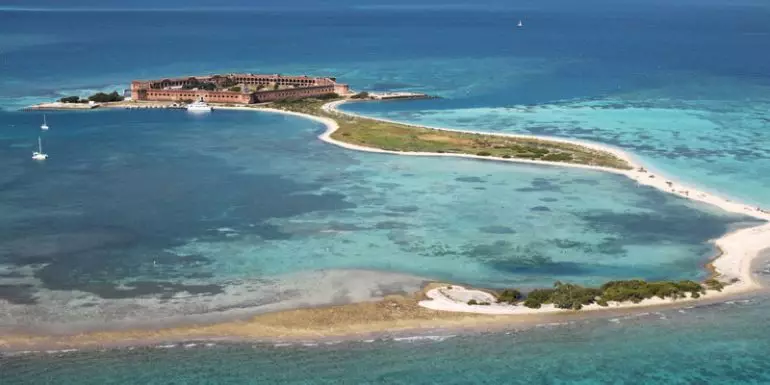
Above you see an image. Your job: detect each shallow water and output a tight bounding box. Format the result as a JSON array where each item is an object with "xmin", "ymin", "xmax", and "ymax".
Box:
[
  {"xmin": 2, "ymin": 0, "xmax": 770, "ymax": 382},
  {"xmin": 4, "ymin": 295, "xmax": 770, "ymax": 385},
  {"xmin": 1, "ymin": 108, "xmax": 748, "ymax": 330}
]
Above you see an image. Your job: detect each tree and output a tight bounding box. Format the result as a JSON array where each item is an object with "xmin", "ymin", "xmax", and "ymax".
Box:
[
  {"xmin": 59, "ymin": 96, "xmax": 81, "ymax": 103},
  {"xmin": 497, "ymin": 289, "xmax": 522, "ymax": 304},
  {"xmin": 220, "ymin": 77, "xmax": 237, "ymax": 88},
  {"xmin": 523, "ymin": 288, "xmax": 555, "ymax": 308},
  {"xmin": 88, "ymin": 91, "xmax": 123, "ymax": 103}
]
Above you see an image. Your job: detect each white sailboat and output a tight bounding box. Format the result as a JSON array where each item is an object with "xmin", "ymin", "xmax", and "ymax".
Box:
[
  {"xmin": 32, "ymin": 136, "xmax": 48, "ymax": 161},
  {"xmin": 517, "ymin": 20, "xmax": 523, "ymax": 28},
  {"xmin": 41, "ymin": 114, "xmax": 49, "ymax": 130}
]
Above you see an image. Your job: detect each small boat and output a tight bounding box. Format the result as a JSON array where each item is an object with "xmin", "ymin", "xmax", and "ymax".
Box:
[
  {"xmin": 41, "ymin": 114, "xmax": 49, "ymax": 130},
  {"xmin": 517, "ymin": 20, "xmax": 523, "ymax": 28},
  {"xmin": 32, "ymin": 136, "xmax": 48, "ymax": 161},
  {"xmin": 186, "ymin": 98, "xmax": 212, "ymax": 112}
]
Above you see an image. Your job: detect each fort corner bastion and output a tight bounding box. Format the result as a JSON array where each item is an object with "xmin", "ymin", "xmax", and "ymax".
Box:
[{"xmin": 130, "ymin": 73, "xmax": 351, "ymax": 104}]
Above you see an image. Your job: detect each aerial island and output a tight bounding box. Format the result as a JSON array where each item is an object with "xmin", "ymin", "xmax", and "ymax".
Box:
[{"xmin": 11, "ymin": 72, "xmax": 770, "ymax": 350}]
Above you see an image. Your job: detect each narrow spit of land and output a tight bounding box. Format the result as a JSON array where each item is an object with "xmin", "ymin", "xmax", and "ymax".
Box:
[{"xmin": 269, "ymin": 98, "xmax": 632, "ymax": 170}]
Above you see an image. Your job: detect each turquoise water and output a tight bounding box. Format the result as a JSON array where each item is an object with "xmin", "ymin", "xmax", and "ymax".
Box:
[
  {"xmin": 2, "ymin": 0, "xmax": 770, "ymax": 382},
  {"xmin": 4, "ymin": 294, "xmax": 770, "ymax": 384},
  {"xmin": 1, "ymin": 108, "xmax": 748, "ymax": 331}
]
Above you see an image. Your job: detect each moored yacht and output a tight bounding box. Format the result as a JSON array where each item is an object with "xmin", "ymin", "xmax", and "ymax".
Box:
[
  {"xmin": 41, "ymin": 114, "xmax": 49, "ymax": 130},
  {"xmin": 186, "ymin": 98, "xmax": 212, "ymax": 112},
  {"xmin": 32, "ymin": 136, "xmax": 48, "ymax": 161}
]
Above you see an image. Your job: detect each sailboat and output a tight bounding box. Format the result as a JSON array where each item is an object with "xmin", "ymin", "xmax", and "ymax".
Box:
[
  {"xmin": 517, "ymin": 20, "xmax": 523, "ymax": 28},
  {"xmin": 41, "ymin": 114, "xmax": 49, "ymax": 130},
  {"xmin": 32, "ymin": 136, "xmax": 48, "ymax": 160}
]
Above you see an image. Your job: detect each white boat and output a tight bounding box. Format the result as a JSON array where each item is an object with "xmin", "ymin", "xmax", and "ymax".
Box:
[
  {"xmin": 32, "ymin": 136, "xmax": 48, "ymax": 161},
  {"xmin": 41, "ymin": 114, "xmax": 49, "ymax": 130},
  {"xmin": 186, "ymin": 99, "xmax": 212, "ymax": 112},
  {"xmin": 517, "ymin": 20, "xmax": 523, "ymax": 28}
]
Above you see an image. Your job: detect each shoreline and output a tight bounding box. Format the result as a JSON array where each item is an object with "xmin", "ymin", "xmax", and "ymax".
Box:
[{"xmin": 4, "ymin": 99, "xmax": 769, "ymax": 351}]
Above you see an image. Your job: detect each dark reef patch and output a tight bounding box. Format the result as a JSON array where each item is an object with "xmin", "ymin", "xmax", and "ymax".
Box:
[
  {"xmin": 455, "ymin": 176, "xmax": 485, "ymax": 183},
  {"xmin": 479, "ymin": 225, "xmax": 517, "ymax": 234},
  {"xmin": 375, "ymin": 221, "xmax": 410, "ymax": 230},
  {"xmin": 386, "ymin": 205, "xmax": 419, "ymax": 213},
  {"xmin": 515, "ymin": 178, "xmax": 562, "ymax": 193},
  {"xmin": 0, "ymin": 284, "xmax": 37, "ymax": 304}
]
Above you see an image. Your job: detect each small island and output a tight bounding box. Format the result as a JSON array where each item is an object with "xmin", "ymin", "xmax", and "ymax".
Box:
[{"xmin": 14, "ymin": 74, "xmax": 770, "ymax": 343}]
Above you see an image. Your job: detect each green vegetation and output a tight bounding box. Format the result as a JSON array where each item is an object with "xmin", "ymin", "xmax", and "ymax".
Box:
[
  {"xmin": 88, "ymin": 91, "xmax": 124, "ymax": 103},
  {"xmin": 316, "ymin": 93, "xmax": 340, "ymax": 100},
  {"xmin": 59, "ymin": 96, "xmax": 83, "ymax": 103},
  {"xmin": 467, "ymin": 299, "xmax": 478, "ymax": 305},
  {"xmin": 229, "ymin": 86, "xmax": 242, "ymax": 92},
  {"xmin": 496, "ymin": 289, "xmax": 522, "ymax": 304},
  {"xmin": 220, "ymin": 77, "xmax": 237, "ymax": 88},
  {"xmin": 516, "ymin": 279, "xmax": 710, "ymax": 310},
  {"xmin": 523, "ymin": 288, "xmax": 555, "ymax": 309},
  {"xmin": 270, "ymin": 98, "xmax": 632, "ymax": 170},
  {"xmin": 61, "ymin": 91, "xmax": 124, "ymax": 103},
  {"xmin": 350, "ymin": 91, "xmax": 370, "ymax": 99},
  {"xmin": 704, "ymin": 278, "xmax": 725, "ymax": 292}
]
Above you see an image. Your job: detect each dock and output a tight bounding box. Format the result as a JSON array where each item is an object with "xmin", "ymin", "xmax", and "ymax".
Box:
[
  {"xmin": 24, "ymin": 102, "xmax": 101, "ymax": 111},
  {"xmin": 367, "ymin": 92, "xmax": 434, "ymax": 101}
]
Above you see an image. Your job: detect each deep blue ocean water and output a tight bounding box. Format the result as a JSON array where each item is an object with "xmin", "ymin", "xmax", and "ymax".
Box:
[{"xmin": 2, "ymin": 1, "xmax": 770, "ymax": 383}]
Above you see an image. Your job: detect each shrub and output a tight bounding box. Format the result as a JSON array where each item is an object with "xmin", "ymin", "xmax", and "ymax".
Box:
[
  {"xmin": 597, "ymin": 298, "xmax": 609, "ymax": 307},
  {"xmin": 497, "ymin": 289, "xmax": 522, "ymax": 304},
  {"xmin": 502, "ymin": 154, "xmax": 511, "ymax": 159},
  {"xmin": 550, "ymin": 282, "xmax": 600, "ymax": 310},
  {"xmin": 350, "ymin": 92, "xmax": 370, "ymax": 99},
  {"xmin": 476, "ymin": 151, "xmax": 492, "ymax": 156},
  {"xmin": 467, "ymin": 299, "xmax": 478, "ymax": 305},
  {"xmin": 229, "ymin": 86, "xmax": 242, "ymax": 92},
  {"xmin": 59, "ymin": 95, "xmax": 81, "ymax": 103},
  {"xmin": 479, "ymin": 302, "xmax": 491, "ymax": 306},
  {"xmin": 88, "ymin": 91, "xmax": 123, "ymax": 103},
  {"xmin": 316, "ymin": 93, "xmax": 340, "ymax": 100},
  {"xmin": 542, "ymin": 153, "xmax": 573, "ymax": 162},
  {"xmin": 523, "ymin": 298, "xmax": 542, "ymax": 309},
  {"xmin": 523, "ymin": 288, "xmax": 555, "ymax": 309},
  {"xmin": 704, "ymin": 278, "xmax": 724, "ymax": 292}
]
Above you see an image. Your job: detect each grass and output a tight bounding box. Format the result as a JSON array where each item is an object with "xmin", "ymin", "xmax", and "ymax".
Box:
[{"xmin": 270, "ymin": 98, "xmax": 632, "ymax": 170}]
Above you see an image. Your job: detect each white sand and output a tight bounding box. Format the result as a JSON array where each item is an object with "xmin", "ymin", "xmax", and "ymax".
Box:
[{"xmin": 218, "ymin": 101, "xmax": 770, "ymax": 315}]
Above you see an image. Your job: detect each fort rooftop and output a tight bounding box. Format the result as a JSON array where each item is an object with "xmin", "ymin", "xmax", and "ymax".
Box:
[{"xmin": 130, "ymin": 73, "xmax": 351, "ymax": 104}]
